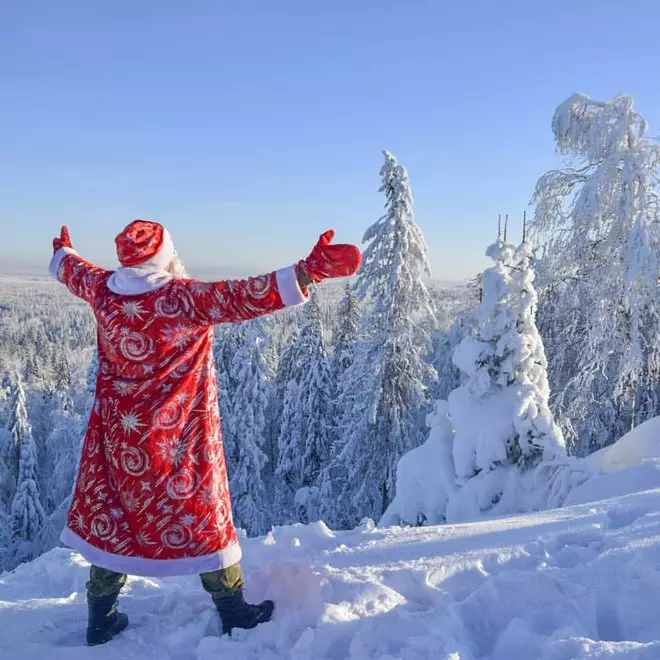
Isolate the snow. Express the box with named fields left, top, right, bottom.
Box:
left=566, top=417, right=660, bottom=506
left=381, top=400, right=456, bottom=527
left=589, top=417, right=660, bottom=471
left=384, top=409, right=660, bottom=533
left=3, top=484, right=660, bottom=659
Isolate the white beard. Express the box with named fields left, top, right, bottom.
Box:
left=168, top=256, right=189, bottom=279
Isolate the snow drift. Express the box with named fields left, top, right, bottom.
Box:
left=4, top=484, right=660, bottom=659
left=566, top=417, right=660, bottom=506
left=384, top=410, right=660, bottom=533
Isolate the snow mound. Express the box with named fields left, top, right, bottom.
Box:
left=591, top=417, right=660, bottom=471
left=3, top=490, right=660, bottom=658
left=567, top=417, right=660, bottom=506
left=381, top=400, right=456, bottom=527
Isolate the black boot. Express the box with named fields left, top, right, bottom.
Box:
left=213, top=589, right=274, bottom=635
left=86, top=593, right=129, bottom=646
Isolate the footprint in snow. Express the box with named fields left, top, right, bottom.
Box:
left=605, top=507, right=648, bottom=530
left=482, top=552, right=543, bottom=576
left=380, top=569, right=444, bottom=612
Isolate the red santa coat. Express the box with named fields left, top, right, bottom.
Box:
left=50, top=248, right=307, bottom=576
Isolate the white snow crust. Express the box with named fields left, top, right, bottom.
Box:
left=4, top=483, right=660, bottom=658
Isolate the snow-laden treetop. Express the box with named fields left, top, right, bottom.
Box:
left=552, top=93, right=650, bottom=161
left=359, top=150, right=434, bottom=324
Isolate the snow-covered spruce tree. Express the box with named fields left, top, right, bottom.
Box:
left=271, top=330, right=302, bottom=437
left=274, top=290, right=334, bottom=524
left=445, top=239, right=566, bottom=521
left=330, top=280, right=361, bottom=380
left=335, top=150, right=436, bottom=525
left=40, top=351, right=97, bottom=554
left=274, top=378, right=303, bottom=524
left=0, top=411, right=17, bottom=509
left=24, top=349, right=43, bottom=385
left=294, top=289, right=334, bottom=521
left=53, top=352, right=71, bottom=392
left=0, top=447, right=12, bottom=513
left=533, top=93, right=660, bottom=455
left=255, top=317, right=279, bottom=483
left=228, top=318, right=272, bottom=536
left=0, top=507, right=10, bottom=570
left=380, top=399, right=457, bottom=527
left=4, top=377, right=29, bottom=477
left=45, top=393, right=82, bottom=512
left=319, top=281, right=362, bottom=528
left=214, top=325, right=245, bottom=477
left=0, top=419, right=13, bottom=561
left=10, top=377, right=46, bottom=563
left=429, top=286, right=478, bottom=402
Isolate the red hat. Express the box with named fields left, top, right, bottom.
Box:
left=115, top=220, right=175, bottom=268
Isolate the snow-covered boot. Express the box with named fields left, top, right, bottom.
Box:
left=86, top=593, right=129, bottom=646
left=213, top=589, right=274, bottom=635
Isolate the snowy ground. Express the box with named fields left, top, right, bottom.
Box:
left=3, top=488, right=660, bottom=660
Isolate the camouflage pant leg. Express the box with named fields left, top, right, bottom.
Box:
left=86, top=565, right=128, bottom=597
left=199, top=563, right=245, bottom=599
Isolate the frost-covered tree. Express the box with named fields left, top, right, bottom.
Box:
left=429, top=286, right=477, bottom=402
left=272, top=330, right=301, bottom=430
left=54, top=352, right=71, bottom=391
left=330, top=281, right=361, bottom=380
left=296, top=291, right=334, bottom=492
left=380, top=400, right=457, bottom=527
left=275, top=379, right=303, bottom=523
left=0, top=447, right=12, bottom=513
left=24, top=350, right=43, bottom=385
left=84, top=350, right=99, bottom=416
left=318, top=282, right=362, bottom=528
left=40, top=354, right=95, bottom=555
left=6, top=377, right=29, bottom=471
left=0, top=420, right=16, bottom=510
left=11, top=433, right=47, bottom=560
left=7, top=379, right=27, bottom=443
left=10, top=377, right=46, bottom=562
left=0, top=407, right=13, bottom=562
left=0, top=510, right=11, bottom=571
left=214, top=325, right=245, bottom=477
left=335, top=150, right=436, bottom=524
left=274, top=290, right=334, bottom=523
left=45, top=393, right=83, bottom=511
left=533, top=93, right=660, bottom=454
left=446, top=239, right=566, bottom=520
left=254, top=317, right=278, bottom=480
left=228, top=319, right=272, bottom=536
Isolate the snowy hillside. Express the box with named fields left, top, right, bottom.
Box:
left=3, top=487, right=660, bottom=659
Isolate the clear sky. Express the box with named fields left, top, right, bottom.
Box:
left=2, top=1, right=660, bottom=280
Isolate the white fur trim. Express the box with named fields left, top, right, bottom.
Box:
left=276, top=266, right=309, bottom=307
left=60, top=526, right=242, bottom=577
left=106, top=228, right=176, bottom=295
left=49, top=247, right=77, bottom=280
left=107, top=268, right=173, bottom=295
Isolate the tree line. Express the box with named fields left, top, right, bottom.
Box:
left=1, top=92, right=658, bottom=571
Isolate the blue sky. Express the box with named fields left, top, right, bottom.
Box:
left=2, top=1, right=659, bottom=280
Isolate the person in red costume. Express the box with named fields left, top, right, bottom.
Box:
left=49, top=221, right=361, bottom=645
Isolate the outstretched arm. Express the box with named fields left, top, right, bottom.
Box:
left=183, top=230, right=361, bottom=326
left=181, top=266, right=309, bottom=326
left=49, top=226, right=110, bottom=306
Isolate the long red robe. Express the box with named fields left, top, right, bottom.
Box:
left=52, top=249, right=306, bottom=576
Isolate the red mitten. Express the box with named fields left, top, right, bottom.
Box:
left=53, top=226, right=73, bottom=254
left=297, top=230, right=362, bottom=283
